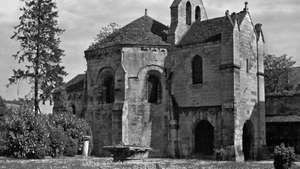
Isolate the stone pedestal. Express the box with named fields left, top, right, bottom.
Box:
left=82, top=136, right=91, bottom=157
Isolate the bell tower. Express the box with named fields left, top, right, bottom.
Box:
left=168, top=0, right=208, bottom=45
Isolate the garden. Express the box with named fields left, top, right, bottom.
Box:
left=0, top=105, right=299, bottom=169
left=0, top=107, right=91, bottom=160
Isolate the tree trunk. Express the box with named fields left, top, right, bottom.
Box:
left=34, top=58, right=39, bottom=115
left=34, top=0, right=41, bottom=115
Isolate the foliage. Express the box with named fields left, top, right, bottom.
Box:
left=215, top=147, right=226, bottom=161
left=264, top=54, right=296, bottom=94
left=88, top=22, right=120, bottom=50
left=10, top=0, right=67, bottom=114
left=274, top=143, right=296, bottom=169
left=0, top=119, right=7, bottom=156
left=64, top=137, right=78, bottom=157
left=49, top=127, right=67, bottom=157
left=48, top=111, right=91, bottom=154
left=4, top=109, right=49, bottom=159
left=0, top=97, right=8, bottom=155
left=2, top=107, right=91, bottom=159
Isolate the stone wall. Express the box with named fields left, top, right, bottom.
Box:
left=121, top=47, right=169, bottom=157
left=85, top=47, right=124, bottom=156
left=234, top=13, right=266, bottom=160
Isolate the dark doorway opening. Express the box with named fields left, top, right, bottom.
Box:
left=243, top=120, right=254, bottom=160
left=71, top=105, right=76, bottom=115
left=147, top=73, right=162, bottom=104
left=194, top=120, right=214, bottom=155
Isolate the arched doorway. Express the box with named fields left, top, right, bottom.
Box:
left=147, top=70, right=166, bottom=157
left=243, top=120, right=254, bottom=160
left=194, top=120, right=214, bottom=155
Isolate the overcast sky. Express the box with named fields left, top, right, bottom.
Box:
left=0, top=0, right=300, bottom=112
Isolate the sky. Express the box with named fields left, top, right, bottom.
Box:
left=0, top=0, right=300, bottom=113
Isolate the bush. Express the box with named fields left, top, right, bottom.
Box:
left=274, top=143, right=296, bottom=169
left=2, top=109, right=91, bottom=159
left=0, top=130, right=7, bottom=156
left=64, top=137, right=78, bottom=157
left=49, top=112, right=91, bottom=155
left=215, top=147, right=226, bottom=161
left=4, top=110, right=49, bottom=159
left=49, top=127, right=68, bottom=158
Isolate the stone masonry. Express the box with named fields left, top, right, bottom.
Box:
left=53, top=0, right=266, bottom=161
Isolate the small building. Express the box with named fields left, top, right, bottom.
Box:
left=266, top=67, right=300, bottom=154
left=53, top=74, right=86, bottom=118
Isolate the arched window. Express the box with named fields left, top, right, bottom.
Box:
left=192, top=55, right=203, bottom=84
left=195, top=6, right=201, bottom=20
left=147, top=73, right=162, bottom=104
left=186, top=1, right=192, bottom=25
left=97, top=68, right=115, bottom=104
left=71, top=105, right=76, bottom=115
left=103, top=75, right=114, bottom=103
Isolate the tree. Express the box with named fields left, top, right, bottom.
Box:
left=88, top=22, right=120, bottom=50
left=10, top=0, right=67, bottom=114
left=264, top=54, right=296, bottom=94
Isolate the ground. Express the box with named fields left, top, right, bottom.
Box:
left=0, top=157, right=300, bottom=169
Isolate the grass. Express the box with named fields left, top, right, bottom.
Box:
left=0, top=157, right=299, bottom=169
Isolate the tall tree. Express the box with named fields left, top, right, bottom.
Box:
left=264, top=54, right=296, bottom=94
left=88, top=22, right=120, bottom=50
left=10, top=0, right=67, bottom=114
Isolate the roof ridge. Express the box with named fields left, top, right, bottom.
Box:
left=88, top=15, right=169, bottom=51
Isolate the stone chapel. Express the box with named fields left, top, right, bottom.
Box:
left=53, top=0, right=266, bottom=161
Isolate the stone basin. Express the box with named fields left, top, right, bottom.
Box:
left=103, top=145, right=152, bottom=162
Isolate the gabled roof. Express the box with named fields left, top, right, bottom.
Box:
left=179, top=17, right=228, bottom=45
left=178, top=11, right=249, bottom=46
left=66, top=74, right=85, bottom=87
left=90, top=15, right=169, bottom=50
left=65, top=74, right=85, bottom=93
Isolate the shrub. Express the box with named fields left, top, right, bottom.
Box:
left=4, top=109, right=49, bottom=159
left=64, top=137, right=78, bottom=157
left=49, top=127, right=68, bottom=158
left=49, top=112, right=91, bottom=155
left=215, top=147, right=226, bottom=161
left=2, top=109, right=91, bottom=159
left=0, top=126, right=7, bottom=156
left=274, top=143, right=296, bottom=169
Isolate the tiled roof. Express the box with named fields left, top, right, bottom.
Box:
left=179, top=17, right=228, bottom=45
left=66, top=74, right=85, bottom=88
left=91, top=15, right=169, bottom=50
left=178, top=11, right=248, bottom=46
left=64, top=74, right=85, bottom=93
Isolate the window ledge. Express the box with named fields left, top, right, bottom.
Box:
left=190, top=83, right=204, bottom=89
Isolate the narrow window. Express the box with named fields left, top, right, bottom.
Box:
left=103, top=76, right=114, bottom=103
left=147, top=74, right=162, bottom=104
left=195, top=6, right=201, bottom=20
left=71, top=105, right=76, bottom=115
left=246, top=59, right=249, bottom=73
left=186, top=2, right=192, bottom=25
left=192, top=55, right=203, bottom=84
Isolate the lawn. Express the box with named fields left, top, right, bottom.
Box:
left=0, top=157, right=299, bottom=169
